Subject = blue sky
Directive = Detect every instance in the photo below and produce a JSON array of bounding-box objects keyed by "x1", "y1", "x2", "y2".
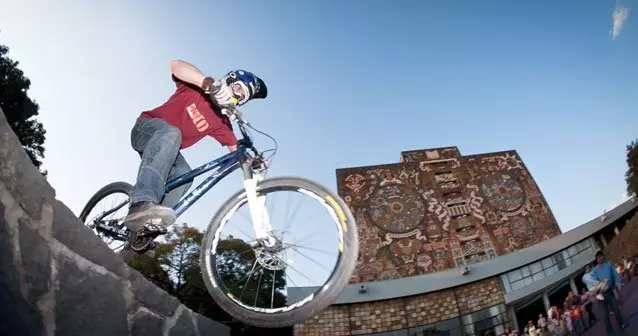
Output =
[{"x1": 1, "y1": 0, "x2": 636, "y2": 236}]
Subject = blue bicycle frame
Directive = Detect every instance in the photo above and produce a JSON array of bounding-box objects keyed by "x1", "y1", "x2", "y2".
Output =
[{"x1": 166, "y1": 144, "x2": 252, "y2": 217}]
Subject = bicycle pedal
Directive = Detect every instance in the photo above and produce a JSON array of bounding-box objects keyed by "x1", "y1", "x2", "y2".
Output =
[{"x1": 129, "y1": 231, "x2": 156, "y2": 252}]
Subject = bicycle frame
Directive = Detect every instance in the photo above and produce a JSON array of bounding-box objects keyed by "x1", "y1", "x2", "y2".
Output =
[
  {"x1": 167, "y1": 146, "x2": 247, "y2": 216},
  {"x1": 166, "y1": 140, "x2": 274, "y2": 245},
  {"x1": 95, "y1": 107, "x2": 275, "y2": 246}
]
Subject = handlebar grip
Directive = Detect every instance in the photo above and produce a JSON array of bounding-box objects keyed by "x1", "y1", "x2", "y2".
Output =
[{"x1": 208, "y1": 81, "x2": 223, "y2": 94}]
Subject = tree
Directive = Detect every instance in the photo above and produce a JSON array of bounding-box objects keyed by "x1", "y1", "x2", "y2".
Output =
[
  {"x1": 626, "y1": 139, "x2": 638, "y2": 197},
  {"x1": 128, "y1": 224, "x2": 292, "y2": 335},
  {"x1": 0, "y1": 39, "x2": 47, "y2": 174},
  {"x1": 129, "y1": 253, "x2": 173, "y2": 294},
  {"x1": 215, "y1": 237, "x2": 287, "y2": 310}
]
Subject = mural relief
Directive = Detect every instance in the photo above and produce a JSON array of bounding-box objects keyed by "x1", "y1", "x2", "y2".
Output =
[{"x1": 337, "y1": 147, "x2": 561, "y2": 284}]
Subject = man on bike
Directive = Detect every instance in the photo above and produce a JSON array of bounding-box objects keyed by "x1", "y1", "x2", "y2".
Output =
[{"x1": 122, "y1": 59, "x2": 267, "y2": 249}]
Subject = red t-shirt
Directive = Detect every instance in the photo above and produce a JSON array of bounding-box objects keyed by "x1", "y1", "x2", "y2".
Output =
[{"x1": 138, "y1": 76, "x2": 237, "y2": 149}]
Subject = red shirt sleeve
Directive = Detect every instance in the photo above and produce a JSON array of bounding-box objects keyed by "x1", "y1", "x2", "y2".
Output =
[{"x1": 208, "y1": 115, "x2": 238, "y2": 146}]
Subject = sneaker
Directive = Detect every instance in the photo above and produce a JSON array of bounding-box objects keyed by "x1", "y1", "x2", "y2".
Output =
[{"x1": 123, "y1": 201, "x2": 177, "y2": 231}]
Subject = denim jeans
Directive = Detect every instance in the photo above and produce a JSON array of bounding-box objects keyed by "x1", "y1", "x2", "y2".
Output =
[
  {"x1": 129, "y1": 118, "x2": 192, "y2": 208},
  {"x1": 574, "y1": 317, "x2": 585, "y2": 334},
  {"x1": 599, "y1": 289, "x2": 625, "y2": 336}
]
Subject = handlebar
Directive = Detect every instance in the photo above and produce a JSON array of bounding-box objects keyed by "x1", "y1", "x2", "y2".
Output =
[{"x1": 208, "y1": 81, "x2": 258, "y2": 155}]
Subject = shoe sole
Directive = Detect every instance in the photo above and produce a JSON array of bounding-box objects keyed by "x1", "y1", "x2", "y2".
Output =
[{"x1": 123, "y1": 208, "x2": 177, "y2": 231}]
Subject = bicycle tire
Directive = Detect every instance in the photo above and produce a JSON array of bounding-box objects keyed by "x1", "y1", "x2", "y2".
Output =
[
  {"x1": 199, "y1": 176, "x2": 359, "y2": 328},
  {"x1": 78, "y1": 181, "x2": 133, "y2": 222},
  {"x1": 79, "y1": 181, "x2": 133, "y2": 261}
]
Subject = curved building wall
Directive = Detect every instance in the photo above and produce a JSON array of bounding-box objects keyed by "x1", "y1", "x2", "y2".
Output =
[
  {"x1": 336, "y1": 146, "x2": 561, "y2": 283},
  {"x1": 292, "y1": 190, "x2": 637, "y2": 335}
]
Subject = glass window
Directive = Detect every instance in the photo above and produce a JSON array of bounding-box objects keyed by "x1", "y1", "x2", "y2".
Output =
[
  {"x1": 368, "y1": 329, "x2": 409, "y2": 336},
  {"x1": 500, "y1": 274, "x2": 512, "y2": 293},
  {"x1": 521, "y1": 266, "x2": 531, "y2": 278},
  {"x1": 533, "y1": 271, "x2": 545, "y2": 282},
  {"x1": 530, "y1": 262, "x2": 542, "y2": 274},
  {"x1": 508, "y1": 269, "x2": 522, "y2": 282},
  {"x1": 461, "y1": 304, "x2": 509, "y2": 336},
  {"x1": 545, "y1": 264, "x2": 558, "y2": 276},
  {"x1": 409, "y1": 317, "x2": 463, "y2": 336},
  {"x1": 522, "y1": 276, "x2": 534, "y2": 287},
  {"x1": 582, "y1": 239, "x2": 590, "y2": 248},
  {"x1": 511, "y1": 280, "x2": 525, "y2": 291},
  {"x1": 568, "y1": 245, "x2": 578, "y2": 257},
  {"x1": 542, "y1": 257, "x2": 554, "y2": 269}
]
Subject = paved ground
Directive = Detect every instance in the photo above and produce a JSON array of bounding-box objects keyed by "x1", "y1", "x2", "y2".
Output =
[{"x1": 581, "y1": 277, "x2": 638, "y2": 336}]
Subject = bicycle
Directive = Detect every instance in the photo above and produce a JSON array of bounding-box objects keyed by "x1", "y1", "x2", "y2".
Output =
[{"x1": 78, "y1": 94, "x2": 359, "y2": 328}]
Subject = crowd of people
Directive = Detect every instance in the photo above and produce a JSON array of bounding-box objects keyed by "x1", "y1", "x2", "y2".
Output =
[{"x1": 501, "y1": 251, "x2": 635, "y2": 336}]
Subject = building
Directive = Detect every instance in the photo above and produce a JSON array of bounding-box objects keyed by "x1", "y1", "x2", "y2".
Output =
[{"x1": 292, "y1": 146, "x2": 638, "y2": 336}]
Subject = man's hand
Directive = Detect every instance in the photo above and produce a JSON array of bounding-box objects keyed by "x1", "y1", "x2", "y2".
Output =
[{"x1": 203, "y1": 77, "x2": 236, "y2": 108}]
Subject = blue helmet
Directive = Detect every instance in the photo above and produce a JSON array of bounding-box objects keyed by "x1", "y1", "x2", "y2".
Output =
[{"x1": 222, "y1": 70, "x2": 268, "y2": 106}]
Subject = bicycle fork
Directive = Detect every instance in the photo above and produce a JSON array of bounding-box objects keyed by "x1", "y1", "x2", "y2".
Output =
[{"x1": 243, "y1": 173, "x2": 276, "y2": 247}]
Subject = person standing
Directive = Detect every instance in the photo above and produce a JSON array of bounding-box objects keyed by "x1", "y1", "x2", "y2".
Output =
[
  {"x1": 591, "y1": 250, "x2": 627, "y2": 336},
  {"x1": 580, "y1": 287, "x2": 597, "y2": 327}
]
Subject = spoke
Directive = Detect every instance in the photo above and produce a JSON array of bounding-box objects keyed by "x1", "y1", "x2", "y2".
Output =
[
  {"x1": 283, "y1": 191, "x2": 291, "y2": 231},
  {"x1": 253, "y1": 271, "x2": 264, "y2": 307},
  {"x1": 270, "y1": 269, "x2": 276, "y2": 309},
  {"x1": 283, "y1": 194, "x2": 306, "y2": 233},
  {"x1": 285, "y1": 244, "x2": 332, "y2": 273},
  {"x1": 239, "y1": 259, "x2": 260, "y2": 300},
  {"x1": 285, "y1": 243, "x2": 335, "y2": 256},
  {"x1": 274, "y1": 256, "x2": 317, "y2": 285},
  {"x1": 231, "y1": 210, "x2": 255, "y2": 240},
  {"x1": 286, "y1": 272, "x2": 300, "y2": 288},
  {"x1": 294, "y1": 228, "x2": 325, "y2": 246}
]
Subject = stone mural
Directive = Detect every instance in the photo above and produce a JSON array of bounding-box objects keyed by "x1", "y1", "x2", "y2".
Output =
[{"x1": 336, "y1": 147, "x2": 561, "y2": 283}]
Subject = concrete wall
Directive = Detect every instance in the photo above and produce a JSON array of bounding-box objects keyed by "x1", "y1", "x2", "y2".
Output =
[{"x1": 0, "y1": 108, "x2": 230, "y2": 336}]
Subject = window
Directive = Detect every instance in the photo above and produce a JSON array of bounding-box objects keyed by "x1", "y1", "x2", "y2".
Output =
[
  {"x1": 461, "y1": 304, "x2": 509, "y2": 336},
  {"x1": 530, "y1": 262, "x2": 542, "y2": 274},
  {"x1": 408, "y1": 316, "x2": 463, "y2": 336},
  {"x1": 501, "y1": 274, "x2": 512, "y2": 293},
  {"x1": 508, "y1": 270, "x2": 522, "y2": 282},
  {"x1": 567, "y1": 245, "x2": 579, "y2": 257},
  {"x1": 533, "y1": 271, "x2": 545, "y2": 282},
  {"x1": 542, "y1": 257, "x2": 554, "y2": 269},
  {"x1": 545, "y1": 264, "x2": 558, "y2": 276}
]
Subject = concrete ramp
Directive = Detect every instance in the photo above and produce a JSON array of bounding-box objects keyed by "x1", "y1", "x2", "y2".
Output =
[{"x1": 0, "y1": 108, "x2": 230, "y2": 336}]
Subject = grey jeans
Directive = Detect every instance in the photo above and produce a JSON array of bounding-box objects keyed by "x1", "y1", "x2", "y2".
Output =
[{"x1": 129, "y1": 118, "x2": 192, "y2": 208}]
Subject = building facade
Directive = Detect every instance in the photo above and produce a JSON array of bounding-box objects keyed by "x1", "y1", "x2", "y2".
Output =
[
  {"x1": 336, "y1": 147, "x2": 561, "y2": 283},
  {"x1": 292, "y1": 146, "x2": 638, "y2": 336}
]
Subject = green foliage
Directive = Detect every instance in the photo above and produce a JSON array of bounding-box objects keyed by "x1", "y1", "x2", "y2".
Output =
[
  {"x1": 626, "y1": 139, "x2": 638, "y2": 197},
  {"x1": 129, "y1": 224, "x2": 292, "y2": 335},
  {"x1": 216, "y1": 237, "x2": 287, "y2": 309},
  {"x1": 0, "y1": 39, "x2": 47, "y2": 174}
]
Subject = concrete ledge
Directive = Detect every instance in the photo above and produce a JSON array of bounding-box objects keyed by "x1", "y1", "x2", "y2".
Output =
[{"x1": 0, "y1": 108, "x2": 230, "y2": 335}]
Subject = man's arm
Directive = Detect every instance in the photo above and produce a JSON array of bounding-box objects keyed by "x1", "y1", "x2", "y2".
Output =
[
  {"x1": 610, "y1": 262, "x2": 623, "y2": 289},
  {"x1": 170, "y1": 60, "x2": 210, "y2": 89}
]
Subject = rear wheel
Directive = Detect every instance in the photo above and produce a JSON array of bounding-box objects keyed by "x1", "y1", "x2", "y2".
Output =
[
  {"x1": 79, "y1": 182, "x2": 133, "y2": 255},
  {"x1": 199, "y1": 176, "x2": 359, "y2": 328}
]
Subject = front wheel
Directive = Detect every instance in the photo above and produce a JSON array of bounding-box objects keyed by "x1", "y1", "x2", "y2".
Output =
[{"x1": 199, "y1": 176, "x2": 359, "y2": 328}]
